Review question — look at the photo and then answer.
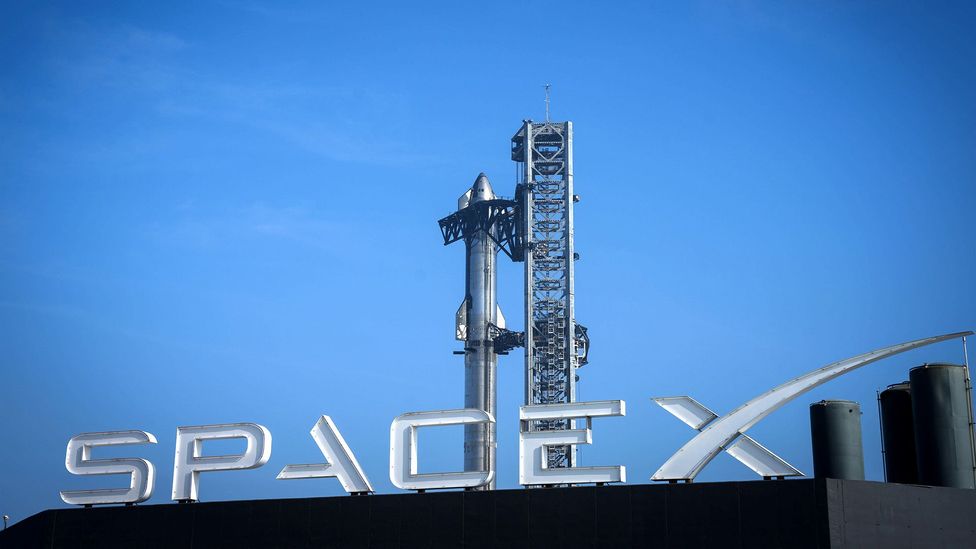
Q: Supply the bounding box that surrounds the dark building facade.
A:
[3,479,974,548]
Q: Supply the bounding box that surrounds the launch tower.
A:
[512,120,589,470]
[438,116,589,484]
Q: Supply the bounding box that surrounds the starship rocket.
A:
[454,173,504,490]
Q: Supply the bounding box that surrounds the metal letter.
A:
[519,400,626,486]
[653,396,717,430]
[60,430,157,506]
[652,331,973,482]
[276,415,374,494]
[389,409,494,491]
[725,434,802,478]
[171,423,271,502]
[653,396,802,478]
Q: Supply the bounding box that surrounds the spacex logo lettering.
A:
[61,401,623,505]
[59,332,970,506]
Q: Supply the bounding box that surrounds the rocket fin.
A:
[457,189,473,211]
[455,298,468,341]
[495,305,506,330]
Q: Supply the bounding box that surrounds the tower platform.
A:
[2,479,974,548]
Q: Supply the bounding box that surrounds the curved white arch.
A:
[652,331,973,482]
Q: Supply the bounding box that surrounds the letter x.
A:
[653,396,803,479]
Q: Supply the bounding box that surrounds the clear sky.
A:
[2,0,975,526]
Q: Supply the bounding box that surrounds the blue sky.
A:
[1,0,975,525]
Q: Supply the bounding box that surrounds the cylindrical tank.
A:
[879,382,918,484]
[461,173,499,490]
[910,363,975,489]
[810,400,865,480]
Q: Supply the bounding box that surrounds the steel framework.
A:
[436,120,591,482]
[512,120,588,469]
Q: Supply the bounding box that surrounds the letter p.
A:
[171,423,271,502]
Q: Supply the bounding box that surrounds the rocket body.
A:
[459,174,499,490]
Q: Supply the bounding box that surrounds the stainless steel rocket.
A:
[437,172,522,490]
[453,173,503,490]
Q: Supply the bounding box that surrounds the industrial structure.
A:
[436,174,516,489]
[512,120,590,470]
[907,363,976,488]
[439,114,976,491]
[878,382,918,483]
[809,400,865,480]
[438,116,591,481]
[5,103,976,546]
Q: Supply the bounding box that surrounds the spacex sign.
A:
[59,332,970,506]
[61,401,624,506]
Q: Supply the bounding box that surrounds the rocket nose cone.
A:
[469,173,496,203]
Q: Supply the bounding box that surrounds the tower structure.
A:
[437,118,589,485]
[512,120,589,469]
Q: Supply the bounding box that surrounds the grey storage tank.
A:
[878,382,918,484]
[810,400,865,480]
[909,363,976,489]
